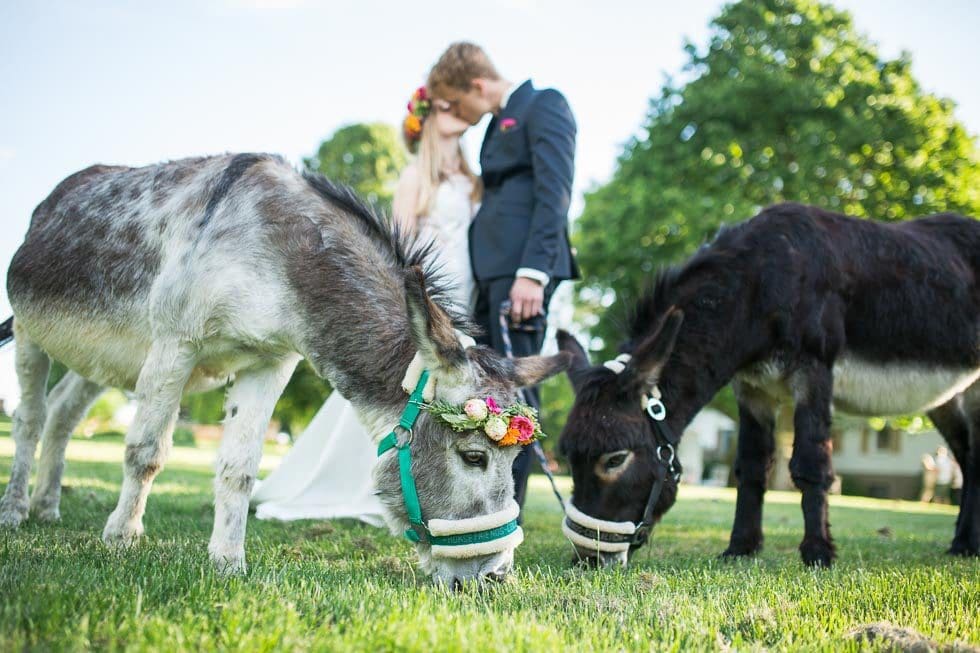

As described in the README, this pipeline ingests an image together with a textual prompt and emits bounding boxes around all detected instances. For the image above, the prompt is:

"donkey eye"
[695,295,721,310]
[460,450,488,469]
[602,450,631,470]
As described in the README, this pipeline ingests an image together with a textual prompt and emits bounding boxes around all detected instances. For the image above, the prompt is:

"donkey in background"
[558,202,980,567]
[0,153,567,584]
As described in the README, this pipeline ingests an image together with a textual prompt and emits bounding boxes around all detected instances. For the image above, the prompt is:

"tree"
[573,0,980,422]
[576,0,980,373]
[304,122,408,212]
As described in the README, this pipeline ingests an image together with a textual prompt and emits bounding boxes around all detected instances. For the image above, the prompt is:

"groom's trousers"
[473,276,557,517]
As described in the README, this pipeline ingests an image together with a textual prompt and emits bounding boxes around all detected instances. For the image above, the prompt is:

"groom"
[427,42,579,512]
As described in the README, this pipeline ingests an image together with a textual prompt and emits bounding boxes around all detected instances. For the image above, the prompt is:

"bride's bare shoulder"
[393,163,423,226]
[397,162,420,185]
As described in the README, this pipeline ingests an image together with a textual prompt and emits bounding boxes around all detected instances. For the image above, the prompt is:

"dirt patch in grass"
[847,622,979,652]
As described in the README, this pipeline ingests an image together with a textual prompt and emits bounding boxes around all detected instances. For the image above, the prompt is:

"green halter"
[376,369,520,550]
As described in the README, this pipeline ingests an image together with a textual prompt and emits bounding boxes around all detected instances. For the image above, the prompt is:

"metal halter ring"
[392,425,414,449]
[657,444,681,482]
[645,396,667,421]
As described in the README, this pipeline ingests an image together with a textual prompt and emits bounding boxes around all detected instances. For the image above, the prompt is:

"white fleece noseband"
[561,499,635,553]
[428,500,524,559]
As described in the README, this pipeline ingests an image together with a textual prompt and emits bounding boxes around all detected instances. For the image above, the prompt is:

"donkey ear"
[624,309,684,392]
[510,352,572,388]
[404,266,466,369]
[556,329,592,394]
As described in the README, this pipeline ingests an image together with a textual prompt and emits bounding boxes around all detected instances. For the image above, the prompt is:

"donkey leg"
[30,372,105,521]
[102,339,196,545]
[0,327,51,528]
[789,363,836,567]
[927,400,971,551]
[722,383,776,557]
[947,386,980,555]
[208,356,298,574]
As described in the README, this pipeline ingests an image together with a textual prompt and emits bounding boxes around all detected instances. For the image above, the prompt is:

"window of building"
[876,425,901,453]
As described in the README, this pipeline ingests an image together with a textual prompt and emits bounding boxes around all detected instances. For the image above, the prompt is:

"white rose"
[484,416,508,441]
[464,398,489,420]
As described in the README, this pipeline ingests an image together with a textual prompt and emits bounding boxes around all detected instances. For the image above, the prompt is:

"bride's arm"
[392,164,421,233]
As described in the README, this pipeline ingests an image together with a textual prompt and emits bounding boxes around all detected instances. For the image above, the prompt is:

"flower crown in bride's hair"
[403,86,431,153]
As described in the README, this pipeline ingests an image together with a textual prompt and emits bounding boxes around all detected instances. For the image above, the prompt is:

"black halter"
[630,393,683,546]
[561,391,684,551]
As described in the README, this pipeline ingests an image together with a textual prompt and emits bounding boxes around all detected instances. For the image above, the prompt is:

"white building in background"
[831,422,946,500]
[676,408,736,486]
[671,408,946,501]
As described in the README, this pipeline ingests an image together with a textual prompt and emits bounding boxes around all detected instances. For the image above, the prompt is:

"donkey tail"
[0,316,13,349]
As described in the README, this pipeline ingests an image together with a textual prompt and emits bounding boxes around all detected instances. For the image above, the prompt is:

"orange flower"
[404,114,421,135]
[500,429,521,446]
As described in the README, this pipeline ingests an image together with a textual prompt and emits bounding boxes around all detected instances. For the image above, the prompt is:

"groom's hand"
[509,277,544,323]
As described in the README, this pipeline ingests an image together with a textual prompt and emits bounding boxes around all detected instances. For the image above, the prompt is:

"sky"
[1,0,978,408]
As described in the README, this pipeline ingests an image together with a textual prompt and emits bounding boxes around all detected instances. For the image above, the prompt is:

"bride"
[250,87,480,524]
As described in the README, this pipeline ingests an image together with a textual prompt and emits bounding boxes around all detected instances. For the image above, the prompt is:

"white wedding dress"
[251,174,476,525]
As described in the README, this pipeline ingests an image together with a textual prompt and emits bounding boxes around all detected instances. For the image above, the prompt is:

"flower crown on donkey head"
[403,86,431,153]
[399,354,547,447]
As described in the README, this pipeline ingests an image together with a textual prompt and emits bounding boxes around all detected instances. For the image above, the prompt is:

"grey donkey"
[0,153,569,584]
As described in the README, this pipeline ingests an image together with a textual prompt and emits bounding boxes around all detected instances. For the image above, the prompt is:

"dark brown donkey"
[558,202,979,567]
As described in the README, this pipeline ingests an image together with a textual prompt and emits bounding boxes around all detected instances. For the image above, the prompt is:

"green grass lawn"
[1,433,977,652]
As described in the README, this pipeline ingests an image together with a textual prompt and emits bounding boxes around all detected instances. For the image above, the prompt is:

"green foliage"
[181,388,225,425]
[45,360,68,393]
[304,122,408,212]
[272,360,332,435]
[576,0,980,362]
[172,426,197,448]
[539,375,574,458]
[86,389,129,424]
[1,440,976,651]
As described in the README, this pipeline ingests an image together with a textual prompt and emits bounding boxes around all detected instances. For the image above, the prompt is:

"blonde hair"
[413,118,482,217]
[427,42,500,97]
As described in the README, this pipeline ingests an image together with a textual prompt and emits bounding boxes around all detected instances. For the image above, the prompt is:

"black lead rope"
[498,301,567,513]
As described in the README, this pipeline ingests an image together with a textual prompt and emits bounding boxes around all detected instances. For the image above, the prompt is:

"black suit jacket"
[470,81,579,283]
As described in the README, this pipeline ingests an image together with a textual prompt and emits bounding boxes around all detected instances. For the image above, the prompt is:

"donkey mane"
[300,168,475,333]
[626,238,748,347]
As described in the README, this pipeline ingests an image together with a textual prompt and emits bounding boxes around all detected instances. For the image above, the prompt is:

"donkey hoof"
[720,547,759,560]
[31,506,61,523]
[0,506,28,529]
[799,536,836,568]
[947,540,979,557]
[30,498,61,522]
[720,538,762,559]
[210,549,247,576]
[102,518,144,547]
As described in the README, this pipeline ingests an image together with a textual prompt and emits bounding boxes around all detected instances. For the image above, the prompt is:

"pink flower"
[407,101,414,113]
[509,415,536,443]
[464,398,488,420]
[485,397,502,414]
[416,86,427,100]
[500,118,517,132]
